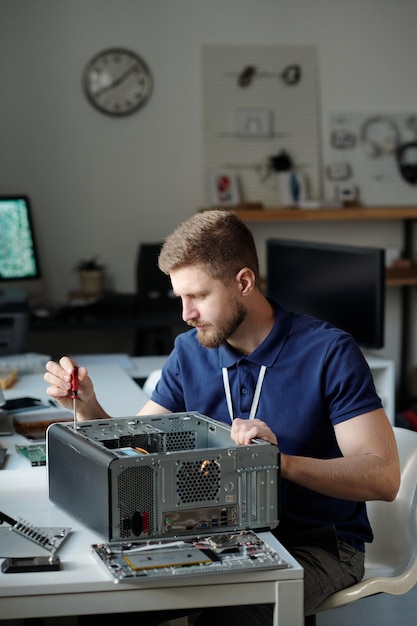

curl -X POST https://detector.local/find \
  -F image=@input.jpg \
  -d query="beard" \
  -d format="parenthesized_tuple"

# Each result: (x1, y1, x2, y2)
(189, 300, 247, 348)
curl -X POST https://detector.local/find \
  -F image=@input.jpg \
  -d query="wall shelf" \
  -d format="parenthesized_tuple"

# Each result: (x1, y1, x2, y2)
(225, 205, 417, 287)
(228, 205, 417, 223)
(222, 203, 417, 404)
(386, 268, 417, 287)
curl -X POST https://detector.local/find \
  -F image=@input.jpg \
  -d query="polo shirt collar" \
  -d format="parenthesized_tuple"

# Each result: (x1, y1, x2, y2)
(219, 300, 292, 369)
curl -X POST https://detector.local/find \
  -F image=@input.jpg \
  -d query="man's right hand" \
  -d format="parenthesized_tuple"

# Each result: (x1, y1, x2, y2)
(44, 356, 94, 414)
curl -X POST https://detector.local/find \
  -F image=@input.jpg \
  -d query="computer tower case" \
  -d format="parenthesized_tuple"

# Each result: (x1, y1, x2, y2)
(47, 412, 280, 541)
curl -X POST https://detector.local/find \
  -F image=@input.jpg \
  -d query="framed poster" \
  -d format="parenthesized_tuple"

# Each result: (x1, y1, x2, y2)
(209, 171, 241, 206)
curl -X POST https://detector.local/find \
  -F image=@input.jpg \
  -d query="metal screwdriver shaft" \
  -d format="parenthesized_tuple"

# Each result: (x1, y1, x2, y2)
(71, 367, 79, 430)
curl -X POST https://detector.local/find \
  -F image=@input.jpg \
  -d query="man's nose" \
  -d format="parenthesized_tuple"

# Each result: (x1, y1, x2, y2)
(181, 300, 197, 323)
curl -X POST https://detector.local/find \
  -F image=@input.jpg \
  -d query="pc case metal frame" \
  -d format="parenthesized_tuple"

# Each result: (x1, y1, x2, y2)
(47, 412, 280, 542)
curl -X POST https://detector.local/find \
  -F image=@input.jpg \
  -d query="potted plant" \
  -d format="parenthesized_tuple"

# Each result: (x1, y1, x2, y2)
(75, 255, 105, 296)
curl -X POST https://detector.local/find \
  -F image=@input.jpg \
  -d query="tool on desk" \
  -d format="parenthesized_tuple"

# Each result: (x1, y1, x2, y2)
(2, 396, 48, 412)
(0, 510, 71, 570)
(1, 555, 61, 572)
(71, 366, 79, 429)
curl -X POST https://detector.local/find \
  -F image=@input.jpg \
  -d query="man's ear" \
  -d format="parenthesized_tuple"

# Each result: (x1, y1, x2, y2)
(236, 267, 255, 295)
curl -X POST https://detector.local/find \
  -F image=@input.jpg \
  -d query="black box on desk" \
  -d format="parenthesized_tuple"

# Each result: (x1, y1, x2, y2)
(47, 412, 280, 541)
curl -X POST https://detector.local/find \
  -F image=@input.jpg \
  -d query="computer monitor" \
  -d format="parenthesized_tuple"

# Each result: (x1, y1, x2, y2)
(266, 238, 385, 350)
(0, 195, 41, 282)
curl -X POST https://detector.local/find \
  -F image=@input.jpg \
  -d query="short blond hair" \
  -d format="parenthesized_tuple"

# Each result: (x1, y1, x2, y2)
(158, 209, 261, 287)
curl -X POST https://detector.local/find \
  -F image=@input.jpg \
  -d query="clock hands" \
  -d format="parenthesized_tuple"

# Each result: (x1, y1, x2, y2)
(93, 63, 141, 97)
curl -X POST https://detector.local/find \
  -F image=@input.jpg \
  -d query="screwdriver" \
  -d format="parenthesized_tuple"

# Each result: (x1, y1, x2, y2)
(71, 366, 79, 430)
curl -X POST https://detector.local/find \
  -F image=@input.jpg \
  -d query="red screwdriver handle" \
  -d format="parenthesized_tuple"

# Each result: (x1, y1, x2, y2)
(71, 366, 79, 399)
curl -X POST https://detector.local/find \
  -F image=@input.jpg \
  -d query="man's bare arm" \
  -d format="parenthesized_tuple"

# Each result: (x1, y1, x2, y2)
(231, 409, 400, 503)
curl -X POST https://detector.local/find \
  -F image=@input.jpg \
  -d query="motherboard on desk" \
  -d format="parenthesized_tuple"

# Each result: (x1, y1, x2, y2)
(91, 529, 290, 583)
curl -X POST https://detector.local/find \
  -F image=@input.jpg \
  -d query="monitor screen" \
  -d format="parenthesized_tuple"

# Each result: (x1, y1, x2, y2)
(0, 196, 41, 281)
(266, 238, 385, 350)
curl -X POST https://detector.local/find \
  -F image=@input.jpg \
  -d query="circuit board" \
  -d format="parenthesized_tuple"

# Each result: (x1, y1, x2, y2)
(15, 443, 46, 466)
(91, 530, 291, 583)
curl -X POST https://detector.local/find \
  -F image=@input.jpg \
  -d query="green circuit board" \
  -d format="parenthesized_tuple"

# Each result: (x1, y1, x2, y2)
(15, 443, 46, 466)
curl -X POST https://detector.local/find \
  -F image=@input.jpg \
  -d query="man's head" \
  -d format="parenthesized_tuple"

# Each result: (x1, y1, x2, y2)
(158, 210, 262, 348)
(158, 209, 261, 288)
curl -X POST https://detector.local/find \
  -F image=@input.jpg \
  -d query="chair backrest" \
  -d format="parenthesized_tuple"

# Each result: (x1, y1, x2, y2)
(315, 425, 417, 615)
(364, 426, 417, 576)
(142, 369, 162, 397)
(136, 242, 174, 301)
(0, 310, 29, 355)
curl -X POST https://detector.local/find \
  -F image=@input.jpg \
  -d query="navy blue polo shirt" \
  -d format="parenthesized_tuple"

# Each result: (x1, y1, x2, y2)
(151, 300, 382, 550)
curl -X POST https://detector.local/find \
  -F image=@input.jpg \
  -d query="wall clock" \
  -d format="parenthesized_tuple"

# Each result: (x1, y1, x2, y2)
(82, 48, 153, 117)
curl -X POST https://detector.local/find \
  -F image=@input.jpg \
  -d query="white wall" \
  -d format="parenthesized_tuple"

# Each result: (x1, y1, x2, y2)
(1, 0, 417, 392)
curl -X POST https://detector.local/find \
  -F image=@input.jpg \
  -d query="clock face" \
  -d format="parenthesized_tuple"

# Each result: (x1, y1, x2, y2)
(83, 48, 153, 117)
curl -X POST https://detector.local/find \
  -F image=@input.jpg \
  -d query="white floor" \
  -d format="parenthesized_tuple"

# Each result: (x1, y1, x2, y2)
(317, 583, 417, 625)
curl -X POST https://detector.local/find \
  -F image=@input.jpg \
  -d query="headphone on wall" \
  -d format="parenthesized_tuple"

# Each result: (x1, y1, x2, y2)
(360, 115, 401, 158)
(396, 141, 417, 185)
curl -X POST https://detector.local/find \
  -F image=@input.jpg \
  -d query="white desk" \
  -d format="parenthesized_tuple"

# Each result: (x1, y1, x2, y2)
(68, 353, 168, 383)
(3, 361, 150, 415)
(0, 364, 303, 625)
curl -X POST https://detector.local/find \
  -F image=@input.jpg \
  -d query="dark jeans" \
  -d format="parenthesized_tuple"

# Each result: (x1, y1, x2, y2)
(284, 529, 365, 616)
(77, 528, 364, 625)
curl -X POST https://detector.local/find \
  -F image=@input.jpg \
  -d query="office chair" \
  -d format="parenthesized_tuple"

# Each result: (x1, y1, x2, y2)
(142, 369, 162, 397)
(155, 421, 417, 626)
(136, 242, 173, 301)
(309, 425, 417, 624)
(0, 291, 30, 356)
(133, 243, 184, 355)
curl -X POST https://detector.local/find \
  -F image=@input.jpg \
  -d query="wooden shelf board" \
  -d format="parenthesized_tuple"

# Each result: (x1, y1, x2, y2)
(211, 204, 417, 286)
(225, 206, 417, 222)
(386, 268, 417, 286)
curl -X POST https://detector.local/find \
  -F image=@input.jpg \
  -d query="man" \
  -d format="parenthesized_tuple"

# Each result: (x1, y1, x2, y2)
(45, 209, 400, 625)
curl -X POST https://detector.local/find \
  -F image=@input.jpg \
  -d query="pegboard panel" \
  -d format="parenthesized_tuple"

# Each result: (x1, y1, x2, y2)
(202, 45, 321, 206)
(325, 112, 417, 206)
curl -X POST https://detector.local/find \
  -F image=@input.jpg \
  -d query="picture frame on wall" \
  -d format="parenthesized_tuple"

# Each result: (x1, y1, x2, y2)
(209, 171, 241, 206)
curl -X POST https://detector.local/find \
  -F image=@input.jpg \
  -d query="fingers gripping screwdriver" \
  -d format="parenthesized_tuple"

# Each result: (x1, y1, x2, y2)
(71, 367, 79, 430)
